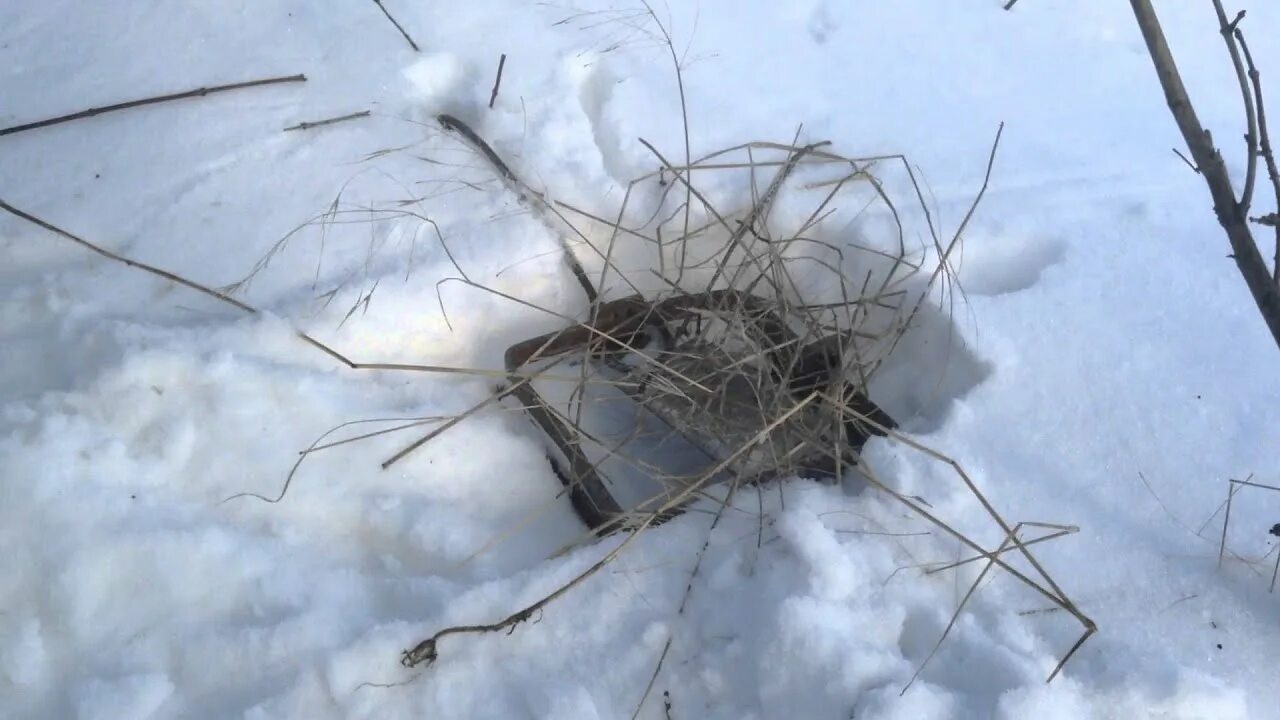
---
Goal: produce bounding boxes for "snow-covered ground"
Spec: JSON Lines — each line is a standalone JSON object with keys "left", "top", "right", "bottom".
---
{"left": 3, "top": 1, "right": 1280, "bottom": 718}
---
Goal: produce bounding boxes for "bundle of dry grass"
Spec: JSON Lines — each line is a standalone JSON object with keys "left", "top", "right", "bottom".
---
{"left": 384, "top": 113, "right": 1095, "bottom": 692}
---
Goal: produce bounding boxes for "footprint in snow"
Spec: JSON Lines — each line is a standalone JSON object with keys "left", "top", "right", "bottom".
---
{"left": 572, "top": 59, "right": 631, "bottom": 185}
{"left": 807, "top": 2, "right": 838, "bottom": 45}
{"left": 957, "top": 235, "right": 1066, "bottom": 297}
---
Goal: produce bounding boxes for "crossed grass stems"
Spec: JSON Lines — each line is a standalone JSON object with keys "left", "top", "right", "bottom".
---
{"left": 1, "top": 114, "right": 1094, "bottom": 693}
{"left": 343, "top": 117, "right": 1094, "bottom": 689}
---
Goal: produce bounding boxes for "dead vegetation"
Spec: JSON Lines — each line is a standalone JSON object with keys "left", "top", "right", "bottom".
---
{"left": 351, "top": 109, "right": 1098, "bottom": 689}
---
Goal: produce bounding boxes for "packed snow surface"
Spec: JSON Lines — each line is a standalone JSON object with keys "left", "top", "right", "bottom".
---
{"left": 3, "top": 1, "right": 1280, "bottom": 718}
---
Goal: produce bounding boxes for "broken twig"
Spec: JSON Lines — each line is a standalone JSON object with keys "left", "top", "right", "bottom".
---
{"left": 283, "top": 110, "right": 371, "bottom": 133}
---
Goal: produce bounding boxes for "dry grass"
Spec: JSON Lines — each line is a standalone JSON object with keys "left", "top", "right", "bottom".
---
{"left": 360, "top": 109, "right": 1097, "bottom": 695}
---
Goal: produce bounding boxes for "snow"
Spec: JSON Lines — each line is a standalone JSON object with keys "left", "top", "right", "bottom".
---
{"left": 3, "top": 1, "right": 1280, "bottom": 718}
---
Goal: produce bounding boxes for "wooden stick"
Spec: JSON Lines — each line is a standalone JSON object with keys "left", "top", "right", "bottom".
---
{"left": 370, "top": 0, "right": 420, "bottom": 52}
{"left": 0, "top": 74, "right": 307, "bottom": 138}
{"left": 489, "top": 54, "right": 508, "bottom": 109}
{"left": 283, "top": 110, "right": 370, "bottom": 132}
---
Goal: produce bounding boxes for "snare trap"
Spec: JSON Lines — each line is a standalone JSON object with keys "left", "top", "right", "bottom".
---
{"left": 391, "top": 115, "right": 1095, "bottom": 682}
{"left": 0, "top": 109, "right": 1096, "bottom": 689}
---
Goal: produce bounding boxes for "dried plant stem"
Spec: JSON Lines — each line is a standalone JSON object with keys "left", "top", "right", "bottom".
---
{"left": 922, "top": 522, "right": 1077, "bottom": 575}
{"left": 0, "top": 74, "right": 307, "bottom": 137}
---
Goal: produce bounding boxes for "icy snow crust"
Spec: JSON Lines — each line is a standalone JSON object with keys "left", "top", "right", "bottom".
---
{"left": 2, "top": 1, "right": 1279, "bottom": 719}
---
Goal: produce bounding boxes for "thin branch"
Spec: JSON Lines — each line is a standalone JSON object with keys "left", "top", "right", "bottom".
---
{"left": 1172, "top": 147, "right": 1201, "bottom": 174}
{"left": 1208, "top": 4, "right": 1258, "bottom": 212}
{"left": 0, "top": 74, "right": 307, "bottom": 138}
{"left": 1234, "top": 31, "right": 1280, "bottom": 284}
{"left": 283, "top": 110, "right": 370, "bottom": 132}
{"left": 370, "top": 0, "right": 421, "bottom": 51}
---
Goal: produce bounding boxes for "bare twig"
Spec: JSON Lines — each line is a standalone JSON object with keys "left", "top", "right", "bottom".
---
{"left": 0, "top": 74, "right": 307, "bottom": 138}
{"left": 370, "top": 0, "right": 421, "bottom": 51}
{"left": 283, "top": 110, "right": 370, "bottom": 132}
{"left": 1209, "top": 5, "right": 1259, "bottom": 213}
{"left": 1172, "top": 147, "right": 1201, "bottom": 174}
{"left": 489, "top": 54, "right": 508, "bottom": 109}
